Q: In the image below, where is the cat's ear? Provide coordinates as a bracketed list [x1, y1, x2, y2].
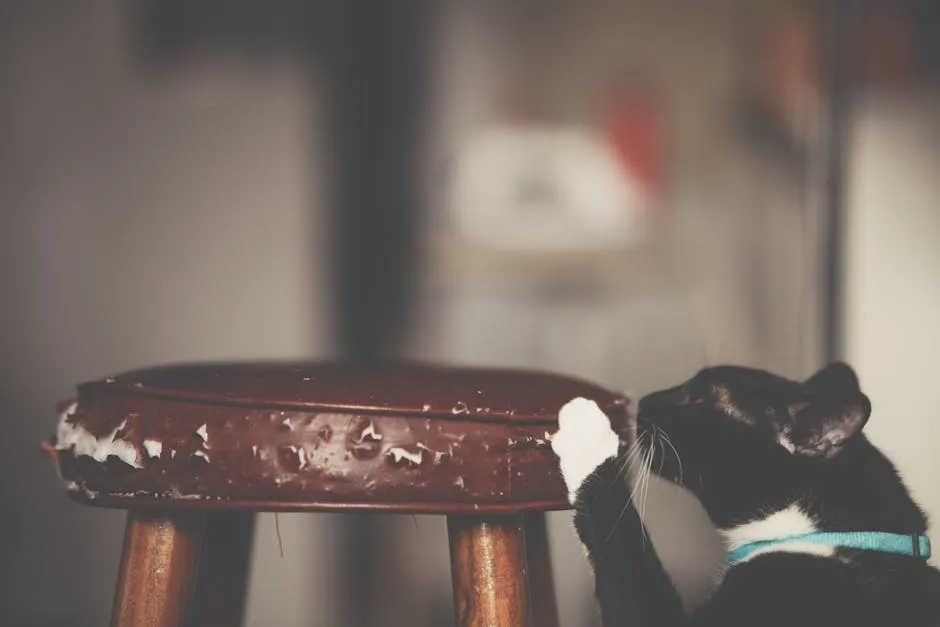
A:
[786, 362, 871, 458]
[803, 361, 862, 394]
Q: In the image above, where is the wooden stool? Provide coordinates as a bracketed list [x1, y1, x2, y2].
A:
[44, 362, 628, 627]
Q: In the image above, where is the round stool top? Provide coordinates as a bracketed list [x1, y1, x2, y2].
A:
[45, 361, 629, 514]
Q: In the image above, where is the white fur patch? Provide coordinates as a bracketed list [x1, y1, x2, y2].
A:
[551, 397, 620, 504]
[720, 503, 835, 562]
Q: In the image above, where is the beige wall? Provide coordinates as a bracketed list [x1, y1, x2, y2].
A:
[842, 94, 940, 563]
[1, 2, 335, 624]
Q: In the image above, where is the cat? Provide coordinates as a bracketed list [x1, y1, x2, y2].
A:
[551, 362, 940, 627]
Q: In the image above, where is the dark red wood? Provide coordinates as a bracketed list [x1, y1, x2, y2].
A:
[74, 361, 623, 423]
[47, 361, 629, 513]
[111, 511, 205, 627]
[448, 515, 532, 627]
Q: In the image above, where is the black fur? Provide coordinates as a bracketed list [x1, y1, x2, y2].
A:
[571, 363, 940, 626]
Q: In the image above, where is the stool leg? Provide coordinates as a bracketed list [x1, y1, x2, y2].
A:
[523, 513, 560, 627]
[448, 514, 532, 627]
[111, 511, 205, 627]
[189, 512, 256, 627]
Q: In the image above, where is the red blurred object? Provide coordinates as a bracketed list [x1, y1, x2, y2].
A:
[605, 85, 664, 203]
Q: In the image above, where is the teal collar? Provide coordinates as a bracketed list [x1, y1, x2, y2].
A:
[728, 532, 931, 566]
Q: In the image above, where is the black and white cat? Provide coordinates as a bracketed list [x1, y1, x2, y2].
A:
[552, 362, 939, 626]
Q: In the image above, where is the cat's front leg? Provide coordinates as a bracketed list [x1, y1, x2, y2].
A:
[552, 397, 688, 627]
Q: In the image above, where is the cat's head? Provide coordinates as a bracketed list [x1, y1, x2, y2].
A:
[635, 362, 871, 528]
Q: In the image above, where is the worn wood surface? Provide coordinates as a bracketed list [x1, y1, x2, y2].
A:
[188, 512, 255, 627]
[448, 515, 532, 627]
[53, 362, 627, 514]
[111, 511, 205, 627]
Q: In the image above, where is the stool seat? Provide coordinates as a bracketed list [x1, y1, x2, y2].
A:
[47, 361, 628, 514]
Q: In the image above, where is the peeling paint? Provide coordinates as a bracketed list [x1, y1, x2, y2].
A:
[348, 420, 383, 460]
[359, 422, 381, 442]
[66, 480, 100, 500]
[451, 402, 469, 415]
[387, 447, 423, 466]
[168, 485, 205, 500]
[454, 476, 465, 489]
[55, 407, 142, 469]
[280, 417, 293, 431]
[507, 433, 552, 450]
[143, 439, 163, 459]
[192, 450, 210, 463]
[422, 404, 431, 412]
[416, 442, 451, 465]
[195, 424, 208, 443]
[277, 444, 310, 471]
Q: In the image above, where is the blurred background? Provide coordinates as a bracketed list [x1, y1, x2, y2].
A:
[2, 1, 938, 625]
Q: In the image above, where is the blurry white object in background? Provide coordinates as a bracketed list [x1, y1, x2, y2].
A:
[446, 123, 649, 252]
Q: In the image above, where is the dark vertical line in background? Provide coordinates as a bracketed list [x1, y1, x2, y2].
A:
[318, 2, 430, 625]
[323, 1, 428, 364]
[820, 1, 855, 363]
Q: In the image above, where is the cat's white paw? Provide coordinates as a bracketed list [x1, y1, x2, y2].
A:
[551, 397, 620, 504]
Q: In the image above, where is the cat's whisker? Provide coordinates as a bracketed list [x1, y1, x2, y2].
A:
[637, 436, 655, 547]
[627, 440, 646, 501]
[606, 433, 652, 542]
[626, 437, 652, 505]
[622, 440, 651, 516]
[614, 437, 644, 485]
[642, 437, 660, 522]
[625, 431, 652, 475]
[661, 431, 684, 487]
